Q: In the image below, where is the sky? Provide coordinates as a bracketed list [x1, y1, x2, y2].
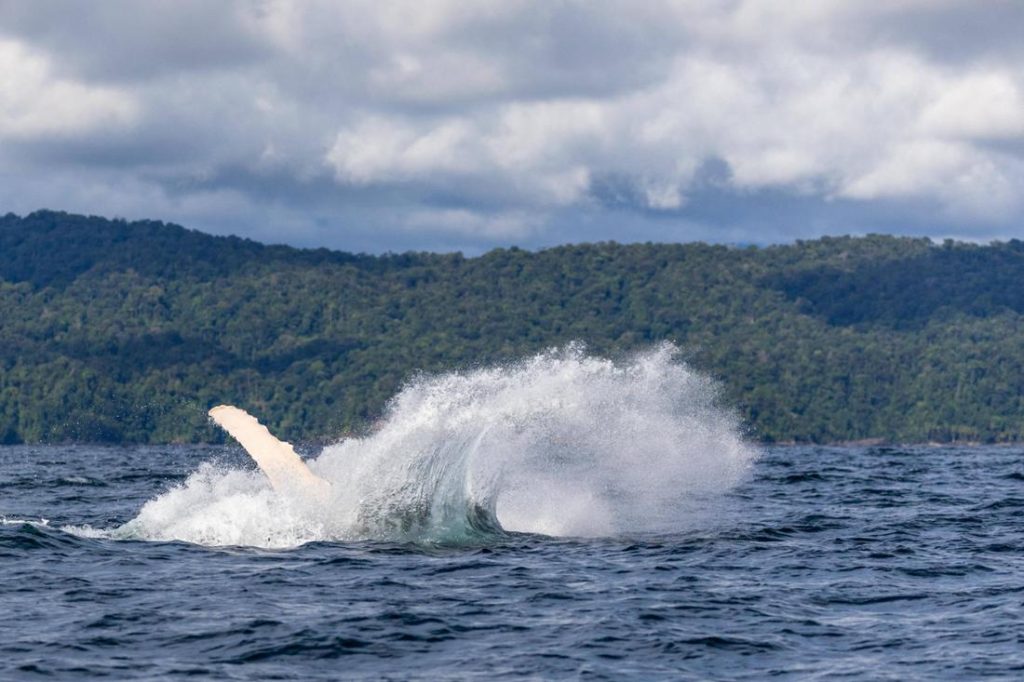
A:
[1, 1, 1022, 254]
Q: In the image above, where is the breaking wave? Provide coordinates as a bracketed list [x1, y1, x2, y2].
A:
[113, 344, 757, 547]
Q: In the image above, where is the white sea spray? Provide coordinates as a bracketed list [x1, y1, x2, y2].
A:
[112, 344, 758, 547]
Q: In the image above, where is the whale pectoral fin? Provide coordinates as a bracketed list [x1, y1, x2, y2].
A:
[208, 405, 330, 494]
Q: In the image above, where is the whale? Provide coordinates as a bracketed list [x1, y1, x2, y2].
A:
[207, 404, 503, 535]
[208, 405, 330, 495]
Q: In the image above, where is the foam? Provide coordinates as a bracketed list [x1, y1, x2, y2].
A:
[115, 344, 758, 547]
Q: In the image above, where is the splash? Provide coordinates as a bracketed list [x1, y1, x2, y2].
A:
[115, 344, 757, 547]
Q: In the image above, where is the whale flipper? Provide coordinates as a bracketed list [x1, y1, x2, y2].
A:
[208, 405, 330, 494]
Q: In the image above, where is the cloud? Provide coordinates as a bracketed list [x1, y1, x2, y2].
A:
[0, 1, 272, 81]
[918, 72, 1024, 139]
[403, 208, 542, 240]
[0, 38, 137, 137]
[0, 1, 1021, 252]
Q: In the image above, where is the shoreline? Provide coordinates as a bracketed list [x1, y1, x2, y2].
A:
[0, 438, 1016, 448]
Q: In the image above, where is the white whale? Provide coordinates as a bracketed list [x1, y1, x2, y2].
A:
[208, 405, 330, 495]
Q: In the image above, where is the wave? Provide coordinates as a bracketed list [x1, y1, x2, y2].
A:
[109, 343, 757, 547]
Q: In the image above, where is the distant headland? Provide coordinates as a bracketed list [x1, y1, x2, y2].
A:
[3, 209, 1023, 445]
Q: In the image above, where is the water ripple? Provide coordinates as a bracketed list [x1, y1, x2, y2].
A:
[1, 444, 1023, 679]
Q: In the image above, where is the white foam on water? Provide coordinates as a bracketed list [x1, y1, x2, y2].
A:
[113, 344, 759, 547]
[2, 517, 50, 527]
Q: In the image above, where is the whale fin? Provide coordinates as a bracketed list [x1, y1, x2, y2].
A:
[208, 405, 330, 494]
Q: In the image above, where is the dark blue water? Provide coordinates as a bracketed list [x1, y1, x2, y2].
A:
[2, 444, 1023, 679]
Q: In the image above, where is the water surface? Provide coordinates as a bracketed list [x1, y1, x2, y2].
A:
[2, 444, 1022, 679]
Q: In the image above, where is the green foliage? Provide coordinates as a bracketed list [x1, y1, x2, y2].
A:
[2, 210, 1024, 444]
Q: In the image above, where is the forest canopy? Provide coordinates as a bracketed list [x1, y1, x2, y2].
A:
[2, 210, 1024, 445]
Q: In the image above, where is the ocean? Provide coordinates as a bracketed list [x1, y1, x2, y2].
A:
[1, 349, 1022, 679]
[3, 443, 1022, 679]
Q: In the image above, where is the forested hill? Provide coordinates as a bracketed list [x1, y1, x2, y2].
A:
[3, 209, 1024, 445]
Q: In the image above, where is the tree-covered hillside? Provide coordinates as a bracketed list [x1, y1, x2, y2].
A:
[3, 210, 1024, 444]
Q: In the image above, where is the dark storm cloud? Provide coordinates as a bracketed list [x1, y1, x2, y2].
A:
[0, 1, 1021, 252]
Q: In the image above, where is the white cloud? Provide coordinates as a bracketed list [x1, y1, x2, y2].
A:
[919, 72, 1024, 139]
[0, 39, 136, 138]
[368, 51, 506, 103]
[325, 100, 603, 206]
[326, 117, 469, 184]
[840, 139, 972, 199]
[0, 1, 1022, 250]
